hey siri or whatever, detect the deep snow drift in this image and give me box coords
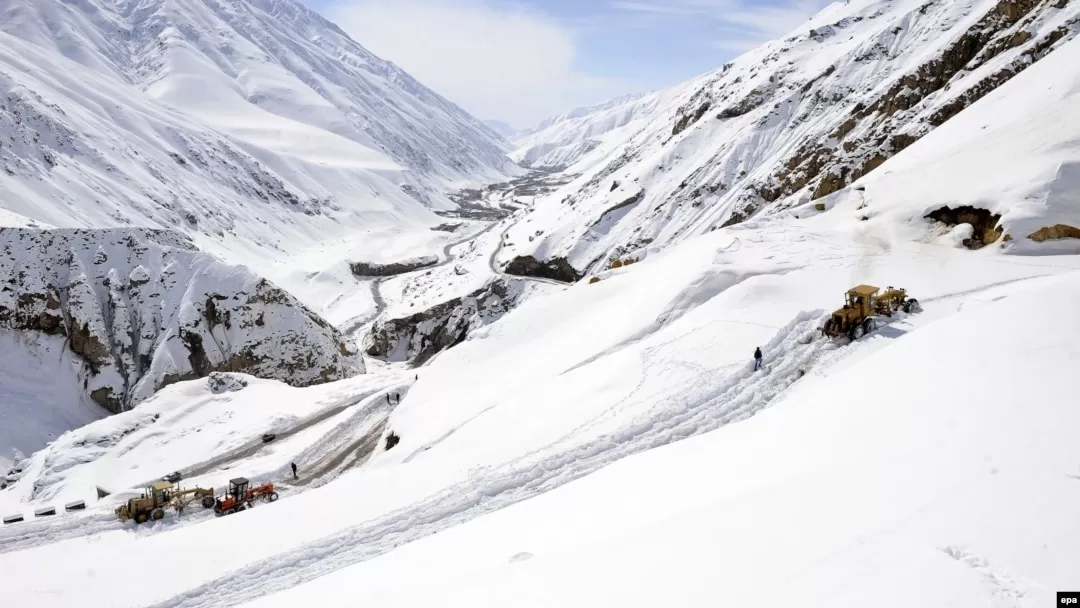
[246,269,1080,608]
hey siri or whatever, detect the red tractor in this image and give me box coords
[213,477,279,516]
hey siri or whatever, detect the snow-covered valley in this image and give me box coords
[2,0,1080,605]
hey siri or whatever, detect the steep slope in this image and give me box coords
[501,0,1080,274]
[0,228,362,414]
[0,0,521,300]
[817,31,1080,253]
[510,90,667,172]
[483,120,517,140]
[3,209,1077,608]
[243,269,1080,608]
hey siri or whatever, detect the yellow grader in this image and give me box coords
[115,480,215,524]
[820,284,920,341]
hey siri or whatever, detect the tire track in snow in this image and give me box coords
[150,311,836,608]
[0,387,407,554]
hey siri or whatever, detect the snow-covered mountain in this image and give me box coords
[0,0,526,463]
[0,0,522,292]
[483,120,517,140]
[5,0,1080,605]
[501,0,1080,274]
[0,227,361,470]
[509,90,663,172]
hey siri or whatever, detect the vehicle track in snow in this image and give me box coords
[0,386,409,554]
[150,311,841,608]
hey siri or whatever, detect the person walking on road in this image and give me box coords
[753,347,763,371]
[291,462,298,480]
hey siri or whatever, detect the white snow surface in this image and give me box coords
[833,33,1080,252]
[0,331,102,472]
[3,208,1079,607]
[0,0,522,310]
[503,0,1080,272]
[0,370,408,514]
[246,269,1080,608]
[4,0,1080,606]
[509,90,671,173]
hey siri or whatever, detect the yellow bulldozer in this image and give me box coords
[115,479,215,524]
[820,284,920,340]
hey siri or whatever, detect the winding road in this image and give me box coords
[343,172,573,341]
[342,220,507,341]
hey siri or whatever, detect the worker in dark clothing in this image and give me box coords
[386,394,391,405]
[753,347,763,371]
[291,462,298,480]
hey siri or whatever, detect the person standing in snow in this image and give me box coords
[386,393,392,405]
[753,347,763,371]
[291,462,298,480]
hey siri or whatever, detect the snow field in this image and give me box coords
[3,214,1078,608]
[242,267,1080,608]
[0,369,411,518]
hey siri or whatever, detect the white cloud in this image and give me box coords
[322,0,634,129]
[611,0,833,51]
[723,1,833,39]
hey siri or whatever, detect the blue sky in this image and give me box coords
[306,0,832,128]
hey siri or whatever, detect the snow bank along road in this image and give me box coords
[0,382,412,554]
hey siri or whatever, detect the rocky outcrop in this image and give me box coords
[1027,224,1080,241]
[364,279,525,365]
[207,372,249,394]
[762,0,1074,206]
[925,206,1005,249]
[0,228,362,413]
[504,256,582,283]
[349,256,438,278]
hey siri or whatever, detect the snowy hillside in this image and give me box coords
[483,120,517,140]
[3,0,1080,605]
[0,227,360,465]
[509,90,666,172]
[3,205,1079,607]
[0,0,522,306]
[0,370,408,510]
[500,0,1080,274]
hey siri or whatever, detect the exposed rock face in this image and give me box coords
[0,228,362,413]
[1028,224,1080,241]
[207,372,249,394]
[504,256,582,283]
[349,256,439,278]
[365,279,526,365]
[925,206,1005,249]
[508,0,1080,270]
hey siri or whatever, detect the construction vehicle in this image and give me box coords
[821,284,920,340]
[213,477,279,516]
[115,480,215,524]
